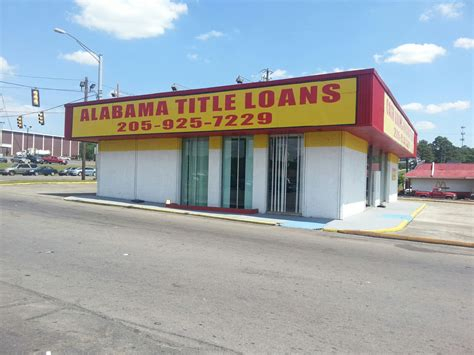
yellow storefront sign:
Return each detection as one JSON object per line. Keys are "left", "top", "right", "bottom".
{"left": 383, "top": 93, "right": 415, "bottom": 154}
{"left": 70, "top": 78, "right": 357, "bottom": 138}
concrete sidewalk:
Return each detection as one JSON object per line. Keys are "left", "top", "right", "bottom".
{"left": 64, "top": 195, "right": 423, "bottom": 233}
{"left": 64, "top": 194, "right": 472, "bottom": 247}
{"left": 324, "top": 201, "right": 426, "bottom": 233}
{"left": 63, "top": 195, "right": 329, "bottom": 229}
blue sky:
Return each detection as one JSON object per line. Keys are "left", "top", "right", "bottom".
{"left": 1, "top": 0, "right": 472, "bottom": 146}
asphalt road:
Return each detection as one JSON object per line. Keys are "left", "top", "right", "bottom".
{"left": 1, "top": 184, "right": 473, "bottom": 353}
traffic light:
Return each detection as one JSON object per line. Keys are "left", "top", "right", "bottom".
{"left": 31, "top": 88, "right": 40, "bottom": 107}
{"left": 38, "top": 111, "right": 45, "bottom": 125}
{"left": 17, "top": 116, "right": 23, "bottom": 129}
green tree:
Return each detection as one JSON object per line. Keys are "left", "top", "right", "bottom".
{"left": 79, "top": 143, "right": 97, "bottom": 161}
{"left": 432, "top": 136, "right": 456, "bottom": 163}
{"left": 417, "top": 139, "right": 434, "bottom": 162}
{"left": 458, "top": 146, "right": 474, "bottom": 163}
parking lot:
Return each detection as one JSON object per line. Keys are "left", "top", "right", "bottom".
{"left": 398, "top": 200, "right": 474, "bottom": 243}
{"left": 0, "top": 158, "right": 96, "bottom": 179}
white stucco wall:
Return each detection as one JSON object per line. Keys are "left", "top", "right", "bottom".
{"left": 303, "top": 146, "right": 342, "bottom": 219}
{"left": 388, "top": 161, "right": 399, "bottom": 202}
{"left": 252, "top": 146, "right": 268, "bottom": 213}
{"left": 135, "top": 149, "right": 181, "bottom": 203}
{"left": 411, "top": 178, "right": 474, "bottom": 193}
{"left": 97, "top": 150, "right": 136, "bottom": 200}
{"left": 340, "top": 147, "right": 367, "bottom": 219}
{"left": 97, "top": 142, "right": 181, "bottom": 203}
{"left": 208, "top": 147, "right": 222, "bottom": 207}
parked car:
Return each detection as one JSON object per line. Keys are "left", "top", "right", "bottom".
{"left": 0, "top": 157, "right": 8, "bottom": 163}
{"left": 69, "top": 167, "right": 96, "bottom": 176}
{"left": 68, "top": 167, "right": 82, "bottom": 176}
{"left": 43, "top": 156, "right": 67, "bottom": 165}
{"left": 59, "top": 156, "right": 71, "bottom": 161}
{"left": 26, "top": 155, "right": 45, "bottom": 164}
{"left": 414, "top": 188, "right": 457, "bottom": 199}
{"left": 11, "top": 156, "right": 29, "bottom": 164}
{"left": 0, "top": 163, "right": 37, "bottom": 176}
{"left": 59, "top": 167, "right": 75, "bottom": 176}
{"left": 83, "top": 167, "right": 96, "bottom": 176}
{"left": 26, "top": 166, "right": 59, "bottom": 176}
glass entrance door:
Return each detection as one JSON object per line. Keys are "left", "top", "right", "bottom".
{"left": 268, "top": 135, "right": 303, "bottom": 214}
{"left": 222, "top": 136, "right": 253, "bottom": 209}
{"left": 181, "top": 137, "right": 209, "bottom": 206}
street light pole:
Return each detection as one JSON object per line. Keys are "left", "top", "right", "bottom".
{"left": 80, "top": 77, "right": 89, "bottom": 181}
{"left": 54, "top": 28, "right": 103, "bottom": 100}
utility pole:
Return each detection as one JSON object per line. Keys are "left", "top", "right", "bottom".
{"left": 261, "top": 68, "right": 273, "bottom": 81}
{"left": 116, "top": 83, "right": 120, "bottom": 98}
{"left": 461, "top": 126, "right": 466, "bottom": 147}
{"left": 80, "top": 76, "right": 89, "bottom": 181}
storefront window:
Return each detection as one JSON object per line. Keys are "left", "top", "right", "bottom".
{"left": 268, "top": 135, "right": 303, "bottom": 214}
{"left": 222, "top": 136, "right": 253, "bottom": 209}
{"left": 181, "top": 138, "right": 209, "bottom": 206}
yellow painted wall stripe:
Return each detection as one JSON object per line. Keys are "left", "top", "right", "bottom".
{"left": 304, "top": 131, "right": 342, "bottom": 147}
{"left": 304, "top": 131, "right": 368, "bottom": 154}
{"left": 388, "top": 152, "right": 399, "bottom": 164}
{"left": 254, "top": 134, "right": 268, "bottom": 149}
{"left": 342, "top": 132, "right": 368, "bottom": 154}
{"left": 209, "top": 136, "right": 222, "bottom": 150}
{"left": 99, "top": 138, "right": 181, "bottom": 152}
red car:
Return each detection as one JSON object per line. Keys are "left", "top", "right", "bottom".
{"left": 42, "top": 156, "right": 67, "bottom": 165}
{"left": 414, "top": 188, "right": 457, "bottom": 200}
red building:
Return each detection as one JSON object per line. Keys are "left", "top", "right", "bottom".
{"left": 1, "top": 129, "right": 80, "bottom": 157}
{"left": 406, "top": 163, "right": 474, "bottom": 198}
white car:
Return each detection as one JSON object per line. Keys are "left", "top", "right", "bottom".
{"left": 59, "top": 156, "right": 71, "bottom": 161}
{"left": 70, "top": 167, "right": 96, "bottom": 176}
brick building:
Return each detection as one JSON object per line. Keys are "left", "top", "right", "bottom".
{"left": 1, "top": 129, "right": 80, "bottom": 157}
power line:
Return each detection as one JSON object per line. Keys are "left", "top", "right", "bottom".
{"left": 0, "top": 94, "right": 96, "bottom": 119}
{"left": 0, "top": 80, "right": 81, "bottom": 92}
{"left": 5, "top": 73, "right": 81, "bottom": 81}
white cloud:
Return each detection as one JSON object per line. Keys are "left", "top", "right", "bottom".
{"left": 454, "top": 37, "right": 474, "bottom": 49}
{"left": 59, "top": 50, "right": 98, "bottom": 66}
{"left": 270, "top": 69, "right": 292, "bottom": 80}
{"left": 72, "top": 0, "right": 188, "bottom": 40}
{"left": 0, "top": 56, "right": 15, "bottom": 78}
{"left": 415, "top": 121, "right": 436, "bottom": 131}
{"left": 0, "top": 96, "right": 36, "bottom": 115}
{"left": 402, "top": 103, "right": 424, "bottom": 111}
{"left": 420, "top": 2, "right": 464, "bottom": 21}
{"left": 402, "top": 100, "right": 470, "bottom": 114}
{"left": 374, "top": 43, "right": 446, "bottom": 64}
{"left": 187, "top": 53, "right": 199, "bottom": 61}
{"left": 196, "top": 30, "right": 224, "bottom": 41}
{"left": 333, "top": 67, "right": 362, "bottom": 72}
{"left": 425, "top": 101, "right": 470, "bottom": 114}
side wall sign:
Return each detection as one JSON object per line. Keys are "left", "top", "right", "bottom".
{"left": 69, "top": 78, "right": 357, "bottom": 138}
{"left": 383, "top": 93, "right": 415, "bottom": 154}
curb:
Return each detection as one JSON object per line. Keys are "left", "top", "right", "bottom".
{"left": 64, "top": 197, "right": 472, "bottom": 248}
{"left": 0, "top": 181, "right": 96, "bottom": 186}
{"left": 64, "top": 196, "right": 278, "bottom": 226}
{"left": 333, "top": 230, "right": 473, "bottom": 248}
{"left": 323, "top": 203, "right": 473, "bottom": 248}
{"left": 400, "top": 197, "right": 474, "bottom": 205}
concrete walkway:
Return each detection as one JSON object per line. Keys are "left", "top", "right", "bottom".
{"left": 64, "top": 195, "right": 422, "bottom": 233}
{"left": 324, "top": 201, "right": 426, "bottom": 233}
{"left": 64, "top": 194, "right": 472, "bottom": 247}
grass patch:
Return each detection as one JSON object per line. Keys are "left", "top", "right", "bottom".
{"left": 0, "top": 180, "right": 96, "bottom": 185}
